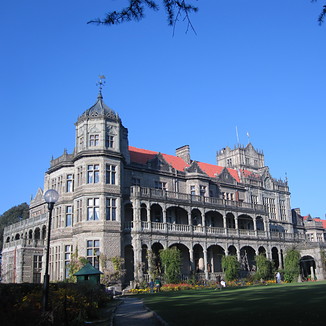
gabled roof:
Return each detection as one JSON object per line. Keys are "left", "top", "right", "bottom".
{"left": 128, "top": 146, "right": 240, "bottom": 182}
{"left": 303, "top": 215, "right": 326, "bottom": 229}
{"left": 73, "top": 263, "right": 103, "bottom": 276}
{"left": 198, "top": 162, "right": 240, "bottom": 182}
{"left": 129, "top": 146, "right": 189, "bottom": 171}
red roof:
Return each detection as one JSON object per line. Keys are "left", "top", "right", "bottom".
{"left": 197, "top": 162, "right": 240, "bottom": 182}
{"left": 128, "top": 146, "right": 239, "bottom": 181}
{"left": 303, "top": 215, "right": 326, "bottom": 229}
{"left": 128, "top": 146, "right": 189, "bottom": 171}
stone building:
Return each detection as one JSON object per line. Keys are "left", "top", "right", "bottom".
{"left": 2, "top": 90, "right": 326, "bottom": 285}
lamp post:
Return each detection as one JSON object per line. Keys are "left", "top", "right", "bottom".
{"left": 42, "top": 189, "right": 59, "bottom": 312}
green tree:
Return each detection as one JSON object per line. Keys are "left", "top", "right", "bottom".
{"left": 66, "top": 249, "right": 88, "bottom": 282}
{"left": 87, "top": 1, "right": 326, "bottom": 29}
{"left": 284, "top": 248, "right": 301, "bottom": 283}
{"left": 88, "top": 0, "right": 198, "bottom": 32}
{"left": 222, "top": 255, "right": 240, "bottom": 282}
{"left": 255, "top": 254, "right": 273, "bottom": 280}
{"left": 0, "top": 203, "right": 29, "bottom": 250}
{"left": 159, "top": 247, "right": 181, "bottom": 283}
{"left": 100, "top": 254, "right": 126, "bottom": 286}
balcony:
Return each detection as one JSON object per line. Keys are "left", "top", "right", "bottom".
{"left": 125, "top": 221, "right": 306, "bottom": 242}
{"left": 128, "top": 186, "right": 266, "bottom": 214}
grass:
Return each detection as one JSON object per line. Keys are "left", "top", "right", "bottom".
{"left": 138, "top": 281, "right": 326, "bottom": 326}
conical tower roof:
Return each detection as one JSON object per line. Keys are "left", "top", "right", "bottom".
{"left": 77, "top": 92, "right": 120, "bottom": 124}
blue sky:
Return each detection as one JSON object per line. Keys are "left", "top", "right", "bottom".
{"left": 0, "top": 0, "right": 325, "bottom": 217}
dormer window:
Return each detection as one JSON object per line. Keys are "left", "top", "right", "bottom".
{"left": 89, "top": 134, "right": 99, "bottom": 146}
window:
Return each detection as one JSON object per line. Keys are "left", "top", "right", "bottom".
{"left": 106, "top": 198, "right": 117, "bottom": 221}
{"left": 77, "top": 166, "right": 83, "bottom": 186}
{"left": 227, "top": 158, "right": 232, "bottom": 167}
{"left": 132, "top": 178, "right": 140, "bottom": 186}
{"left": 64, "top": 245, "right": 72, "bottom": 279}
{"left": 87, "top": 165, "right": 99, "bottom": 184}
{"left": 190, "top": 185, "right": 195, "bottom": 196}
{"left": 89, "top": 134, "right": 99, "bottom": 146}
{"left": 263, "top": 197, "right": 276, "bottom": 219}
{"left": 245, "top": 158, "right": 250, "bottom": 165}
{"left": 106, "top": 135, "right": 114, "bottom": 148}
{"left": 33, "top": 255, "right": 42, "bottom": 283}
{"left": 200, "top": 185, "right": 206, "bottom": 197}
{"left": 51, "top": 178, "right": 57, "bottom": 190}
{"left": 58, "top": 176, "right": 63, "bottom": 193}
{"left": 65, "top": 206, "right": 73, "bottom": 227}
{"left": 251, "top": 195, "right": 258, "bottom": 204}
{"left": 106, "top": 164, "right": 116, "bottom": 184}
{"left": 76, "top": 199, "right": 82, "bottom": 222}
{"left": 87, "top": 198, "right": 100, "bottom": 220}
{"left": 280, "top": 200, "right": 286, "bottom": 220}
{"left": 87, "top": 240, "right": 100, "bottom": 268}
{"left": 66, "top": 174, "right": 74, "bottom": 192}
{"left": 154, "top": 181, "right": 167, "bottom": 190}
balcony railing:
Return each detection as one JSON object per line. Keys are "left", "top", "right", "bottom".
{"left": 126, "top": 221, "right": 307, "bottom": 242}
{"left": 129, "top": 186, "right": 266, "bottom": 213}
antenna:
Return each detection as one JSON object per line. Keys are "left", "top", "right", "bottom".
{"left": 236, "top": 126, "right": 240, "bottom": 145}
{"left": 246, "top": 131, "right": 250, "bottom": 144}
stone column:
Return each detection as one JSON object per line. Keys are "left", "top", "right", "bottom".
{"left": 189, "top": 246, "right": 195, "bottom": 272}
{"left": 204, "top": 249, "right": 209, "bottom": 280}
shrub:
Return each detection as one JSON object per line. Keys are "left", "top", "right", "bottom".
{"left": 255, "top": 254, "right": 273, "bottom": 280}
{"left": 159, "top": 247, "right": 181, "bottom": 284}
{"left": 284, "top": 248, "right": 300, "bottom": 283}
{"left": 222, "top": 255, "right": 240, "bottom": 281}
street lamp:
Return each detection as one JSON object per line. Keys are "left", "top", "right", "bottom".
{"left": 42, "top": 189, "right": 59, "bottom": 312}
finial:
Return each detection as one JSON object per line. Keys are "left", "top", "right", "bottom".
{"left": 96, "top": 75, "right": 106, "bottom": 97}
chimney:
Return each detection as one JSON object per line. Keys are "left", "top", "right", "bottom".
{"left": 176, "top": 145, "right": 191, "bottom": 164}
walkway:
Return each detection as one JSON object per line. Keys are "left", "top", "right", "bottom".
{"left": 113, "top": 296, "right": 163, "bottom": 326}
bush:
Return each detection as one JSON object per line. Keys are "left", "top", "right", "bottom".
{"left": 255, "top": 254, "right": 273, "bottom": 280}
{"left": 284, "top": 248, "right": 300, "bottom": 283}
{"left": 0, "top": 282, "right": 111, "bottom": 326}
{"left": 222, "top": 255, "right": 240, "bottom": 281}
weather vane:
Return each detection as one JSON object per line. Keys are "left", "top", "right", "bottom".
{"left": 96, "top": 75, "right": 106, "bottom": 94}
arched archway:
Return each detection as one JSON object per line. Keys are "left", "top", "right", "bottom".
{"left": 238, "top": 214, "right": 254, "bottom": 230}
{"left": 140, "top": 203, "right": 147, "bottom": 222}
{"left": 15, "top": 233, "right": 20, "bottom": 240}
{"left": 205, "top": 211, "right": 224, "bottom": 227}
{"left": 191, "top": 209, "right": 202, "bottom": 226}
{"left": 124, "top": 203, "right": 133, "bottom": 226}
{"left": 226, "top": 213, "right": 235, "bottom": 229}
{"left": 193, "top": 244, "right": 204, "bottom": 273}
{"left": 42, "top": 226, "right": 46, "bottom": 240}
{"left": 141, "top": 244, "right": 149, "bottom": 274}
{"left": 258, "top": 246, "right": 266, "bottom": 256}
{"left": 228, "top": 245, "right": 237, "bottom": 256}
{"left": 169, "top": 243, "right": 190, "bottom": 277}
{"left": 207, "top": 245, "right": 225, "bottom": 273}
{"left": 240, "top": 246, "right": 256, "bottom": 271}
{"left": 256, "top": 216, "right": 264, "bottom": 231}
{"left": 34, "top": 228, "right": 40, "bottom": 240}
{"left": 124, "top": 245, "right": 134, "bottom": 285}
{"left": 150, "top": 204, "right": 163, "bottom": 223}
{"left": 300, "top": 255, "right": 316, "bottom": 280}
{"left": 151, "top": 242, "right": 164, "bottom": 275}
{"left": 166, "top": 206, "right": 188, "bottom": 224}
{"left": 271, "top": 247, "right": 279, "bottom": 269}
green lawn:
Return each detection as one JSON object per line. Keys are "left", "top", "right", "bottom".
{"left": 138, "top": 281, "right": 326, "bottom": 326}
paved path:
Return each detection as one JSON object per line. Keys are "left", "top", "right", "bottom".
{"left": 113, "top": 297, "right": 162, "bottom": 326}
